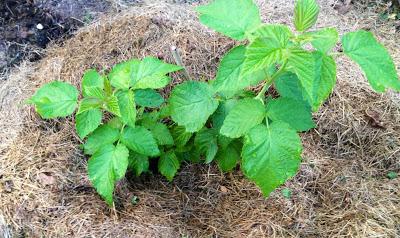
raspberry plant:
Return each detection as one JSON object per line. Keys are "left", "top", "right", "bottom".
{"left": 28, "top": 0, "right": 400, "bottom": 205}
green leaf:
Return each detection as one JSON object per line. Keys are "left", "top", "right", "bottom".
{"left": 77, "top": 97, "right": 102, "bottom": 114}
{"left": 134, "top": 89, "right": 164, "bottom": 108}
{"left": 131, "top": 57, "right": 182, "bottom": 90}
{"left": 309, "top": 52, "right": 336, "bottom": 110}
{"left": 217, "top": 134, "right": 234, "bottom": 150}
{"left": 82, "top": 69, "right": 104, "bottom": 98}
{"left": 242, "top": 25, "right": 292, "bottom": 76}
{"left": 171, "top": 126, "right": 193, "bottom": 148}
{"left": 28, "top": 81, "right": 79, "bottom": 119}
{"left": 158, "top": 151, "right": 180, "bottom": 182}
{"left": 301, "top": 28, "right": 338, "bottom": 53}
{"left": 211, "top": 99, "right": 238, "bottom": 130}
{"left": 196, "top": 0, "right": 261, "bottom": 40}
{"left": 241, "top": 122, "right": 302, "bottom": 197}
{"left": 294, "top": 0, "right": 320, "bottom": 32}
{"left": 169, "top": 81, "right": 219, "bottom": 132}
{"left": 287, "top": 49, "right": 315, "bottom": 102}
{"left": 281, "top": 188, "right": 292, "bottom": 199}
{"left": 88, "top": 143, "right": 129, "bottom": 205}
{"left": 109, "top": 59, "right": 140, "bottom": 90}
{"left": 159, "top": 105, "right": 171, "bottom": 119}
{"left": 104, "top": 95, "right": 121, "bottom": 117}
{"left": 75, "top": 109, "right": 102, "bottom": 139}
{"left": 116, "top": 90, "right": 136, "bottom": 128}
{"left": 387, "top": 171, "right": 397, "bottom": 180}
{"left": 274, "top": 72, "right": 306, "bottom": 102}
{"left": 120, "top": 126, "right": 160, "bottom": 156}
{"left": 139, "top": 112, "right": 159, "bottom": 128}
{"left": 220, "top": 98, "right": 265, "bottom": 138}
{"left": 212, "top": 45, "right": 268, "bottom": 98}
{"left": 288, "top": 48, "right": 336, "bottom": 111}
{"left": 194, "top": 128, "right": 219, "bottom": 163}
{"left": 153, "top": 123, "right": 174, "bottom": 146}
{"left": 176, "top": 143, "right": 202, "bottom": 163}
{"left": 83, "top": 124, "right": 120, "bottom": 155}
{"left": 216, "top": 140, "right": 241, "bottom": 172}
{"left": 342, "top": 30, "right": 400, "bottom": 92}
{"left": 128, "top": 152, "right": 149, "bottom": 177}
{"left": 266, "top": 97, "right": 315, "bottom": 132}
{"left": 107, "top": 117, "right": 123, "bottom": 130}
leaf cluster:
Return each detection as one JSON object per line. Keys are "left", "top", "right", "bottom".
{"left": 28, "top": 0, "right": 400, "bottom": 205}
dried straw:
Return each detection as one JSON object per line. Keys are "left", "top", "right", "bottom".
{"left": 0, "top": 1, "right": 399, "bottom": 237}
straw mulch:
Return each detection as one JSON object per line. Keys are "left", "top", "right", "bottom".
{"left": 1, "top": 1, "right": 399, "bottom": 237}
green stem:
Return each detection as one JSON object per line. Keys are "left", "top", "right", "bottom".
{"left": 117, "top": 124, "right": 126, "bottom": 145}
{"left": 255, "top": 61, "right": 288, "bottom": 102}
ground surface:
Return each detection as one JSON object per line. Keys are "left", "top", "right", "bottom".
{"left": 0, "top": 0, "right": 399, "bottom": 237}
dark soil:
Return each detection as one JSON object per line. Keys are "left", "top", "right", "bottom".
{"left": 0, "top": 0, "right": 112, "bottom": 73}
{"left": 0, "top": 0, "right": 206, "bottom": 75}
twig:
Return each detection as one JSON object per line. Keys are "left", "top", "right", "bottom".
{"left": 170, "top": 46, "right": 192, "bottom": 81}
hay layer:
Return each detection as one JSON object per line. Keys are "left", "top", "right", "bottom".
{"left": 1, "top": 1, "right": 399, "bottom": 237}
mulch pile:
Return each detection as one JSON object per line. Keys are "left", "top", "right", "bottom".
{"left": 1, "top": 1, "right": 399, "bottom": 237}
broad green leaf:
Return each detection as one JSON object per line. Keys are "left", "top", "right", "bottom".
{"left": 242, "top": 122, "right": 302, "bottom": 197}
{"left": 128, "top": 152, "right": 149, "bottom": 177}
{"left": 107, "top": 117, "right": 123, "bottom": 129}
{"left": 104, "top": 95, "right": 121, "bottom": 117}
{"left": 82, "top": 69, "right": 104, "bottom": 98}
{"left": 274, "top": 72, "right": 306, "bottom": 102}
{"left": 301, "top": 28, "right": 338, "bottom": 53}
{"left": 212, "top": 45, "right": 268, "bottom": 97}
{"left": 342, "top": 30, "right": 400, "bottom": 92}
{"left": 288, "top": 48, "right": 318, "bottom": 109}
{"left": 169, "top": 81, "right": 219, "bottom": 132}
{"left": 288, "top": 48, "right": 336, "bottom": 111}
{"left": 220, "top": 98, "right": 265, "bottom": 138}
{"left": 139, "top": 112, "right": 159, "bottom": 129}
{"left": 152, "top": 123, "right": 174, "bottom": 146}
{"left": 309, "top": 52, "right": 337, "bottom": 110}
{"left": 28, "top": 81, "right": 79, "bottom": 119}
{"left": 211, "top": 99, "right": 238, "bottom": 130}
{"left": 171, "top": 126, "right": 193, "bottom": 148}
{"left": 217, "top": 134, "right": 234, "bottom": 150}
{"left": 266, "top": 97, "right": 315, "bottom": 132}
{"left": 194, "top": 128, "right": 219, "bottom": 163}
{"left": 216, "top": 140, "right": 241, "bottom": 172}
{"left": 83, "top": 124, "right": 120, "bottom": 155}
{"left": 176, "top": 148, "right": 201, "bottom": 164}
{"left": 196, "top": 0, "right": 261, "bottom": 40}
{"left": 109, "top": 59, "right": 140, "bottom": 90}
{"left": 75, "top": 109, "right": 102, "bottom": 139}
{"left": 242, "top": 25, "right": 292, "bottom": 76}
{"left": 88, "top": 143, "right": 129, "bottom": 205}
{"left": 131, "top": 57, "right": 182, "bottom": 89}
{"left": 77, "top": 97, "right": 102, "bottom": 114}
{"left": 134, "top": 89, "right": 164, "bottom": 108}
{"left": 158, "top": 151, "right": 180, "bottom": 182}
{"left": 121, "top": 126, "right": 160, "bottom": 157}
{"left": 159, "top": 105, "right": 171, "bottom": 119}
{"left": 116, "top": 90, "right": 136, "bottom": 127}
{"left": 294, "top": 0, "right": 320, "bottom": 32}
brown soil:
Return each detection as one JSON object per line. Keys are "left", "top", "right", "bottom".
{"left": 1, "top": 1, "right": 399, "bottom": 237}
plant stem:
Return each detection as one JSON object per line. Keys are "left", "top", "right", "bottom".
{"left": 170, "top": 46, "right": 192, "bottom": 81}
{"left": 117, "top": 124, "right": 126, "bottom": 145}
{"left": 255, "top": 61, "right": 288, "bottom": 102}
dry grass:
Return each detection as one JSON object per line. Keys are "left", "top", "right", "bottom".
{"left": 0, "top": 1, "right": 399, "bottom": 237}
